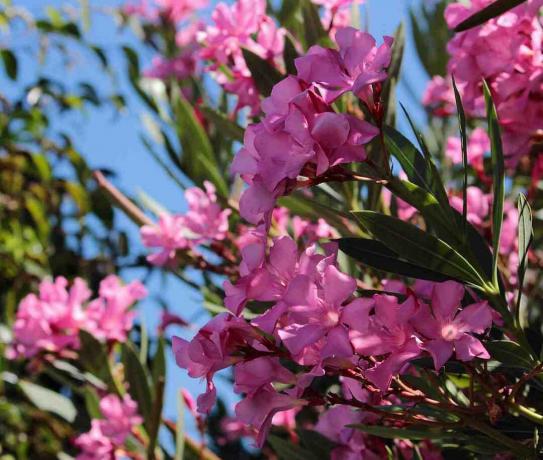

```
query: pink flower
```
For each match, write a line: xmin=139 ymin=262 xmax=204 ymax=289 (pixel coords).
xmin=74 ymin=420 xmax=114 ymax=460
xmin=449 ymin=186 xmax=490 ymax=227
xmin=234 ymin=356 xmax=295 ymax=394
xmin=316 ymin=405 xmax=384 ymax=460
xmin=99 ymin=394 xmax=142 ymax=445
xmin=414 ymin=281 xmax=493 ymax=369
xmin=141 ymin=213 xmax=190 ymax=267
xmin=156 ymin=0 xmax=207 ymax=23
xmin=172 ymin=313 xmax=257 ymax=413
xmin=235 ymin=385 xmax=306 ymax=447
xmin=10 ymin=277 xmax=88 ymax=358
xmin=84 ymin=276 xmax=147 ymax=343
xmin=445 ymin=127 xmax=490 ymax=169
xmin=75 ymin=394 xmax=141 ymax=459
xmin=233 ymin=76 xmax=378 ymax=224
xmin=441 ymin=0 xmax=543 ymax=166
xmin=422 ymin=76 xmax=455 ymax=117
xmin=345 ymin=295 xmax=421 ymax=391
xmin=295 ymin=27 xmax=393 ymax=107
xmin=141 ymin=182 xmax=231 ymax=266
xmin=10 ymin=276 xmax=145 ymax=359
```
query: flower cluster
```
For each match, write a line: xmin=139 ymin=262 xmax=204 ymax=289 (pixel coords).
xmin=9 ymin=276 xmax=146 ymax=358
xmin=174 ymin=229 xmax=494 ymax=446
xmin=140 ymin=181 xmax=231 ymax=266
xmin=198 ymin=0 xmax=286 ymax=115
xmin=233 ymin=27 xmax=391 ymax=225
xmin=424 ymin=0 xmax=543 ymax=166
xmin=74 ymin=394 xmax=142 ymax=460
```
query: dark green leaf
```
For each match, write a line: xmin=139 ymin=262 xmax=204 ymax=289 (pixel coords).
xmin=452 ymin=75 xmax=468 ymax=238
xmin=151 ymin=336 xmax=166 ymax=389
xmin=483 ymin=80 xmax=505 ymax=287
xmin=268 ymin=435 xmax=313 ymax=460
xmin=1 ymin=49 xmax=17 ymax=80
xmin=517 ymin=193 xmax=532 ymax=280
xmin=350 ymin=424 xmax=458 ymax=440
xmin=301 ymin=0 xmax=330 ymax=48
xmin=485 ymin=340 xmax=534 ymax=369
xmin=84 ymin=386 xmax=102 ymax=419
xmin=454 ymin=0 xmax=527 ymax=32
xmin=241 ymin=48 xmax=284 ymax=97
xmin=352 ymin=211 xmax=485 ymax=287
xmin=338 ymin=237 xmax=450 ymax=282
xmin=382 ymin=23 xmax=405 ymax=126
xmin=172 ymin=88 xmax=228 ymax=197
xmin=121 ymin=342 xmax=153 ymax=431
xmin=19 ymin=380 xmax=76 ymax=422
xmin=283 ymin=35 xmax=299 ymax=76
xmin=200 ymin=106 xmax=244 ymax=142
xmin=78 ymin=331 xmax=118 ymax=392
xmin=297 ymin=429 xmax=336 ymax=459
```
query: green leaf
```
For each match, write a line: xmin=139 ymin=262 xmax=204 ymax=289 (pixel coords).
xmin=241 ymin=48 xmax=284 ymax=97
xmin=352 ymin=211 xmax=485 ymax=287
xmin=485 ymin=340 xmax=534 ymax=369
xmin=78 ymin=330 xmax=117 ymax=392
xmin=151 ymin=336 xmax=166 ymax=390
xmin=483 ymin=80 xmax=505 ymax=287
xmin=297 ymin=429 xmax=337 ymax=459
xmin=1 ymin=48 xmax=17 ymax=80
xmin=268 ymin=435 xmax=314 ymax=460
xmin=200 ymin=106 xmax=244 ymax=142
xmin=84 ymin=386 xmax=102 ymax=419
xmin=301 ymin=0 xmax=330 ymax=48
xmin=383 ymin=125 xmax=449 ymax=209
xmin=19 ymin=380 xmax=76 ymax=422
xmin=147 ymin=366 xmax=165 ymax=458
xmin=175 ymin=390 xmax=185 ymax=460
xmin=31 ymin=153 xmax=52 ymax=181
xmin=171 ymin=88 xmax=228 ymax=197
xmin=452 ymin=75 xmax=468 ymax=238
xmin=454 ymin=0 xmax=527 ymax=32
xmin=382 ymin=23 xmax=405 ymax=126
xmin=121 ymin=342 xmax=152 ymax=431
xmin=283 ymin=34 xmax=299 ymax=76
xmin=122 ymin=46 xmax=159 ymax=113
xmin=516 ymin=193 xmax=532 ymax=320
xmin=338 ymin=237 xmax=449 ymax=282
xmin=65 ymin=181 xmax=90 ymax=214
xmin=350 ymin=424 xmax=458 ymax=440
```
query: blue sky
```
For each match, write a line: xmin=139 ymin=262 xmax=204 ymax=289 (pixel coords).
xmin=11 ymin=0 xmax=429 ymax=449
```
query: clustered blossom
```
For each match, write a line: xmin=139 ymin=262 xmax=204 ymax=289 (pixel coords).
xmin=424 ymin=0 xmax=543 ymax=166
xmin=140 ymin=181 xmax=231 ymax=266
xmin=9 ymin=276 xmax=146 ymax=358
xmin=124 ymin=0 xmax=206 ymax=23
xmin=313 ymin=0 xmax=364 ymax=37
xmin=198 ymin=0 xmax=286 ymax=115
xmin=272 ymin=206 xmax=339 ymax=244
xmin=74 ymin=394 xmax=142 ymax=460
xmin=174 ymin=227 xmax=494 ymax=446
xmin=233 ymin=27 xmax=391 ymax=225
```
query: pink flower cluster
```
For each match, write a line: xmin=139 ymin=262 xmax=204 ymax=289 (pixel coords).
xmin=313 ymin=0 xmax=364 ymax=38
xmin=174 ymin=232 xmax=494 ymax=445
xmin=424 ymin=0 xmax=543 ymax=166
xmin=140 ymin=181 xmax=231 ymax=266
xmin=233 ymin=27 xmax=391 ymax=224
xmin=272 ymin=206 xmax=339 ymax=244
xmin=74 ymin=394 xmax=142 ymax=460
xmin=9 ymin=276 xmax=146 ymax=358
xmin=198 ymin=0 xmax=286 ymax=115
xmin=124 ymin=0 xmax=206 ymax=23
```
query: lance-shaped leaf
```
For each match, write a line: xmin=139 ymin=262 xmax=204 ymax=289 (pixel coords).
xmin=454 ymin=0 xmax=527 ymax=32
xmin=485 ymin=340 xmax=534 ymax=369
xmin=200 ymin=106 xmax=244 ymax=142
xmin=383 ymin=124 xmax=450 ymax=209
xmin=171 ymin=88 xmax=228 ymax=197
xmin=338 ymin=237 xmax=450 ymax=282
xmin=301 ymin=0 xmax=330 ymax=48
xmin=349 ymin=424 xmax=459 ymax=440
xmin=283 ymin=34 xmax=299 ymax=76
xmin=352 ymin=211 xmax=486 ymax=287
xmin=78 ymin=330 xmax=118 ymax=392
xmin=483 ymin=80 xmax=505 ymax=287
xmin=452 ymin=75 xmax=469 ymax=237
xmin=19 ymin=380 xmax=77 ymax=422
xmin=1 ymin=49 xmax=17 ymax=80
xmin=516 ymin=193 xmax=533 ymax=320
xmin=382 ymin=23 xmax=405 ymax=126
xmin=268 ymin=435 xmax=314 ymax=460
xmin=121 ymin=343 xmax=153 ymax=432
xmin=241 ymin=48 xmax=284 ymax=97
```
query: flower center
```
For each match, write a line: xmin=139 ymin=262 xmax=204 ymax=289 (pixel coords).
xmin=324 ymin=310 xmax=340 ymax=327
xmin=441 ymin=323 xmax=459 ymax=341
